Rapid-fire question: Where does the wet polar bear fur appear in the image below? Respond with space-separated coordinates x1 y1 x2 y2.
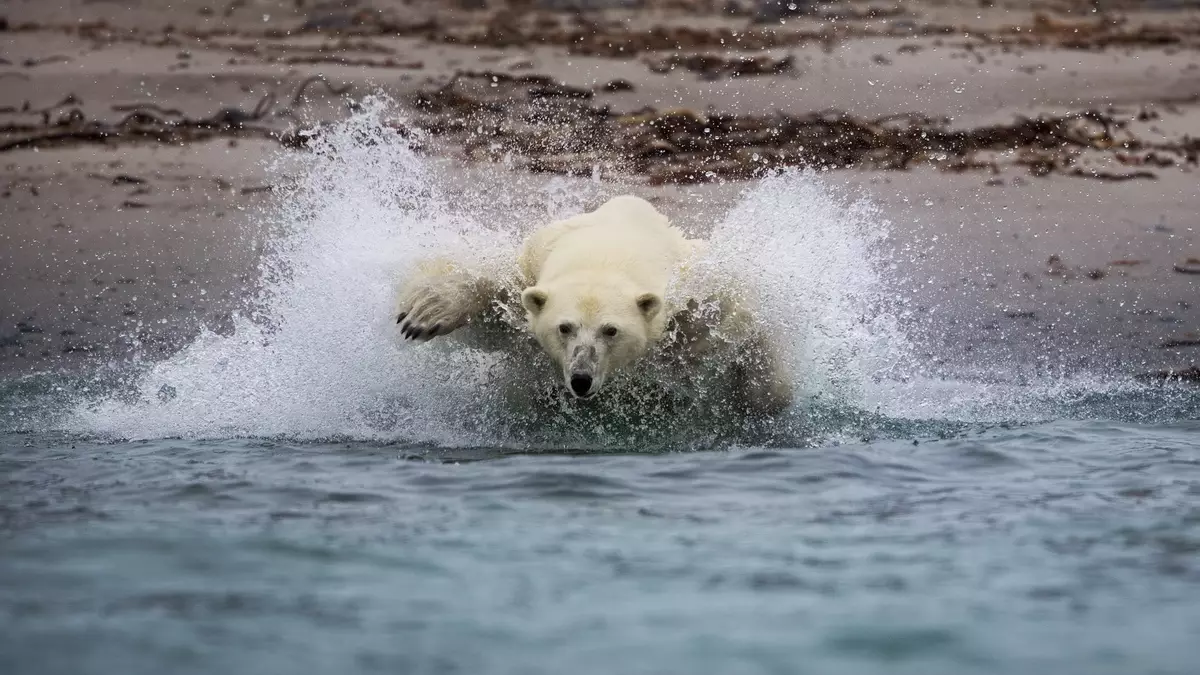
394 195 792 415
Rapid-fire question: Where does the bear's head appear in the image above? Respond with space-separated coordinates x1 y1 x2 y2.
520 279 664 399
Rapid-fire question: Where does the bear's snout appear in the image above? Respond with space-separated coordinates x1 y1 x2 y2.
567 343 600 398
569 373 594 398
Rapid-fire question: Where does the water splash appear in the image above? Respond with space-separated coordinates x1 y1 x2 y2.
69 97 516 443
51 98 1198 448
696 172 909 404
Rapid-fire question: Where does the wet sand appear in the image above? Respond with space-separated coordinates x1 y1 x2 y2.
1 0 1198 380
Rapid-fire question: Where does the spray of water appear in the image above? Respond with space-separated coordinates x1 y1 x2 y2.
67 98 512 442
57 98 1197 448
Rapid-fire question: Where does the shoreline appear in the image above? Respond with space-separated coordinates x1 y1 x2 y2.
2 0 1197 382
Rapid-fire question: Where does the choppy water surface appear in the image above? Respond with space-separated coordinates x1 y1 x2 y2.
2 101 1199 674
3 418 1200 675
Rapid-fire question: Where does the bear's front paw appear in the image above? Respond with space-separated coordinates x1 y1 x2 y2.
395 281 474 342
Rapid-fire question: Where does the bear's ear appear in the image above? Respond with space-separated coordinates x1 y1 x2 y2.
521 287 549 315
635 292 662 320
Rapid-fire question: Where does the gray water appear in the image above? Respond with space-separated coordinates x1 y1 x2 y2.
3 102 1199 674
3 410 1200 675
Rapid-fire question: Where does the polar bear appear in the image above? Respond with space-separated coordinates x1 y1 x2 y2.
394 195 792 415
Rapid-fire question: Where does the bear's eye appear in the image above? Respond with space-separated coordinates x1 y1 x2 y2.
558 322 573 336
601 325 619 338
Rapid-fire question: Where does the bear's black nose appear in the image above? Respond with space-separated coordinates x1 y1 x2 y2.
570 374 593 397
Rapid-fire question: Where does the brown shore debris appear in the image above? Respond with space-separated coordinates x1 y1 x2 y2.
1161 338 1200 348
1067 168 1157 181
294 7 1200 56
976 12 1200 51
4 63 1197 187
645 54 796 79
1135 366 1200 384
0 77 351 152
8 4 1200 60
279 7 948 57
397 70 1199 185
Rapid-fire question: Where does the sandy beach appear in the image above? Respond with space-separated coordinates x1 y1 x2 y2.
2 0 1198 381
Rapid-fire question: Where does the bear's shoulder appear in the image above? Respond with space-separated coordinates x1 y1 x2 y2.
518 195 679 282
591 195 670 227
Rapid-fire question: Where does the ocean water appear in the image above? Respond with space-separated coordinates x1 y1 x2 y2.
2 100 1199 675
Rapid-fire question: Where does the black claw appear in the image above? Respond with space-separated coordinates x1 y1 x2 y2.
430 322 442 336
397 312 407 324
